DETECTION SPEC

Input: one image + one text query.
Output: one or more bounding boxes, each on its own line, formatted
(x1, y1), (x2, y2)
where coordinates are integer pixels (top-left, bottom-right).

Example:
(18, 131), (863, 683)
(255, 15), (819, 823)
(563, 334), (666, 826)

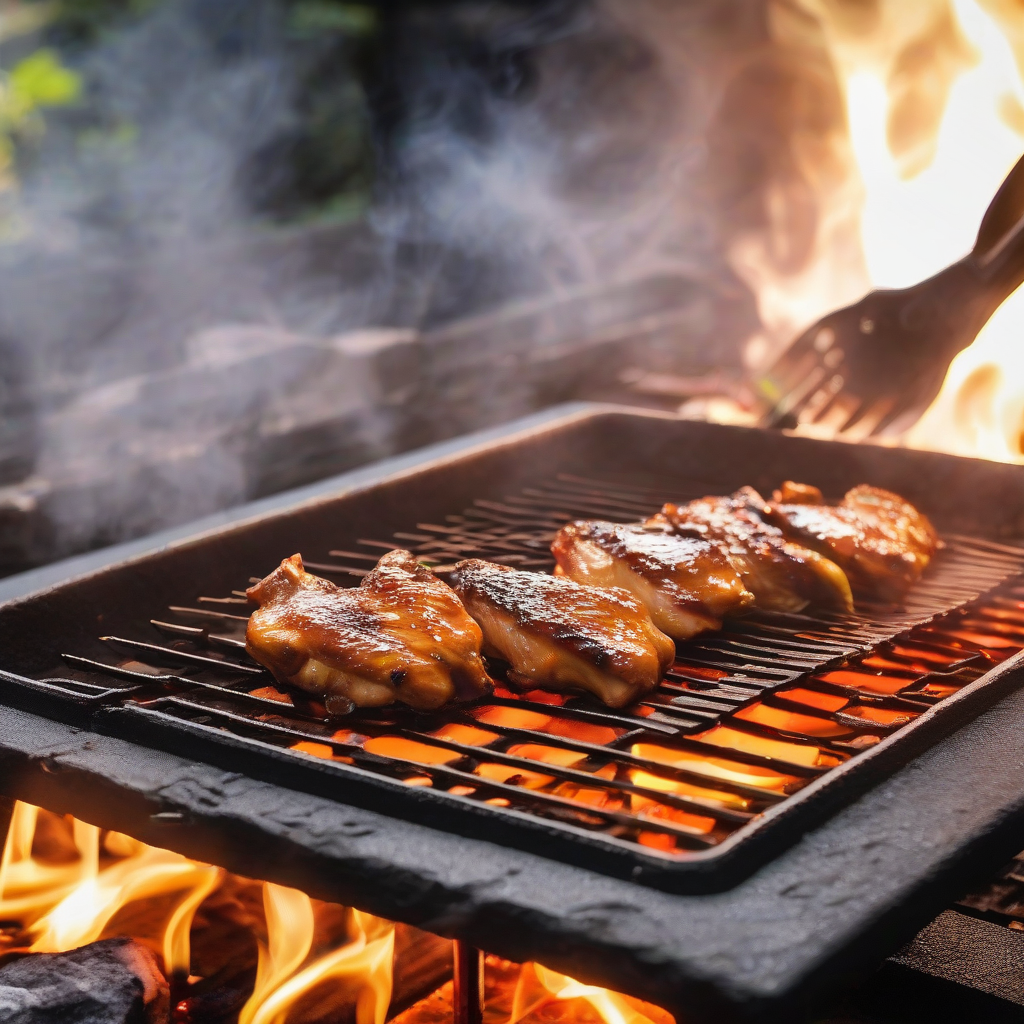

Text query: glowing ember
(815, 668), (912, 695)
(476, 763), (555, 789)
(689, 725), (828, 767)
(363, 736), (463, 765)
(628, 770), (752, 811)
(734, 701), (850, 738)
(631, 742), (800, 793)
(776, 687), (849, 712)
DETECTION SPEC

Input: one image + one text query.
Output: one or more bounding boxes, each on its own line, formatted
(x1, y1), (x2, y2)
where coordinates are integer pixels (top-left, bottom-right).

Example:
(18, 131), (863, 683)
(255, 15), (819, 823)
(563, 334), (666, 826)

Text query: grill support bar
(453, 941), (485, 1024)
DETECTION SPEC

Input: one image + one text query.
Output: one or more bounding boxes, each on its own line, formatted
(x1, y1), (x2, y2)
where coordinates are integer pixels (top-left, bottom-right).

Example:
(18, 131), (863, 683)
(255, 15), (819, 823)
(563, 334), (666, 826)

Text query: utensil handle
(973, 152), (1024, 287)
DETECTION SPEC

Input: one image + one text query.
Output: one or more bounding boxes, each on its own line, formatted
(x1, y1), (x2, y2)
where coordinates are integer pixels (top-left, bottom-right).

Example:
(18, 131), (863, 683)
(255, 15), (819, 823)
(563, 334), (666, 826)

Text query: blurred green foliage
(9, 47), (81, 104)
(0, 0), (379, 224)
(287, 2), (375, 38)
(0, 48), (81, 183)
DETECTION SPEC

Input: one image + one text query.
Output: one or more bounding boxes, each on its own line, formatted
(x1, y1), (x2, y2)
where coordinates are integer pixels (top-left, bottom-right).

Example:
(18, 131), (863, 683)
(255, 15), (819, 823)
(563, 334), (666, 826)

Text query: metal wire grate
(19, 474), (1024, 885)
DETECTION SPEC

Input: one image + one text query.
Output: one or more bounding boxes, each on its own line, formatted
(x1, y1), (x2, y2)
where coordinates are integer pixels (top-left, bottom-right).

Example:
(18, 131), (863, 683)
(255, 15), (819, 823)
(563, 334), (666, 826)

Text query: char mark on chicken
(550, 519), (754, 641)
(654, 487), (853, 613)
(449, 558), (676, 709)
(761, 482), (940, 598)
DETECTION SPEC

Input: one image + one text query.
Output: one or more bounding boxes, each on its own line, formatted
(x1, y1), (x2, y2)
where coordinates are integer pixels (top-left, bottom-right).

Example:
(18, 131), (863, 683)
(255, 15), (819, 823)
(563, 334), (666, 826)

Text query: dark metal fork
(753, 152), (1024, 437)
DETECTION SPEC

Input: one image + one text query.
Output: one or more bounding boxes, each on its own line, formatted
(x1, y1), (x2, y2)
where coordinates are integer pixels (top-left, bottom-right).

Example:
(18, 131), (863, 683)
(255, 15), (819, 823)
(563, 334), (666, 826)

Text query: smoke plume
(0, 0), (855, 572)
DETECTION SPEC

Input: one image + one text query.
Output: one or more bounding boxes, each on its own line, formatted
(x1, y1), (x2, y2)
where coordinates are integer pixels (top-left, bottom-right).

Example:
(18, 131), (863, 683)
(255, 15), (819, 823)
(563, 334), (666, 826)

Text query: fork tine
(802, 372), (848, 421)
(812, 392), (862, 433)
(840, 396), (896, 438)
(834, 397), (868, 433)
(765, 365), (830, 427)
(796, 382), (840, 424)
(804, 382), (847, 425)
(867, 396), (915, 437)
(759, 349), (820, 405)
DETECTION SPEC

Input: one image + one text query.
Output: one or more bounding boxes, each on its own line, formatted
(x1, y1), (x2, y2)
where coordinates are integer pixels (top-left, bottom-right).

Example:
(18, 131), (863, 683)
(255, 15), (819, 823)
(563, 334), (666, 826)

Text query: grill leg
(453, 940), (484, 1024)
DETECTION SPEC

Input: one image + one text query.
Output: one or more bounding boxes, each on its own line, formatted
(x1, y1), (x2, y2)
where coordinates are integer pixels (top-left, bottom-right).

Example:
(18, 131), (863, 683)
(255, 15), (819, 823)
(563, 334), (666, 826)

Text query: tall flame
(235, 880), (395, 1024)
(29, 830), (222, 965)
(240, 882), (316, 1024)
(834, 0), (1024, 287)
(239, 885), (395, 1024)
(0, 804), (222, 976)
(789, 0), (1024, 460)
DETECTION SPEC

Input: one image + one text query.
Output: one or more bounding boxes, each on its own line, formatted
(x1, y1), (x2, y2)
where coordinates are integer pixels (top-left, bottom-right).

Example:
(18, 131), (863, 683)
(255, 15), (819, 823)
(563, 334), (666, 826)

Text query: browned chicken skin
(762, 482), (940, 597)
(449, 559), (675, 708)
(245, 550), (491, 712)
(550, 519), (754, 640)
(655, 488), (853, 613)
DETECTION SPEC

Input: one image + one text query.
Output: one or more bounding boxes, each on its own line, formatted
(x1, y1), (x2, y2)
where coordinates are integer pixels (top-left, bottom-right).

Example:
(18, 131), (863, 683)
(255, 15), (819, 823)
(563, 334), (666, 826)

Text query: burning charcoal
(0, 937), (169, 1024)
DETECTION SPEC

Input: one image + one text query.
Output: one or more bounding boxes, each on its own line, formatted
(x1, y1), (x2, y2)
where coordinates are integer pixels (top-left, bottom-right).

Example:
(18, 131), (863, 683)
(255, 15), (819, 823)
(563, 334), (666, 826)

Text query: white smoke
(0, 0), (853, 570)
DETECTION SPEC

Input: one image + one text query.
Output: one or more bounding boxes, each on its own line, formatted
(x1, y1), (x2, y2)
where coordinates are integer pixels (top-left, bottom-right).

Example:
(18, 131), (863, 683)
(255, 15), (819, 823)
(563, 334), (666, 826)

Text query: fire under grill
(5, 463), (1024, 891)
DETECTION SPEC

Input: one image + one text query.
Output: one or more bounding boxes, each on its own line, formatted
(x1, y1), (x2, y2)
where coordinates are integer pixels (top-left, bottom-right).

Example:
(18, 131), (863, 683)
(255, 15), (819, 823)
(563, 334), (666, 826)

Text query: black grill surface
(2, 418), (1024, 890)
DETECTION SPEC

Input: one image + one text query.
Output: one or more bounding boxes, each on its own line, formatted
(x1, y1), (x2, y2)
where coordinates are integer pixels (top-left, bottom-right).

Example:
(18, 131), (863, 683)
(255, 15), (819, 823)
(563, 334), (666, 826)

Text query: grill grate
(959, 849), (1024, 928)
(16, 473), (1024, 889)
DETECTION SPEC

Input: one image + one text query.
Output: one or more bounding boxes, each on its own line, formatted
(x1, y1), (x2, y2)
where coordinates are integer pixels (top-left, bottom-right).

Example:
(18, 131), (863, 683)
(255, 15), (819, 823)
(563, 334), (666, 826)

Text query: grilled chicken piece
(655, 488), (853, 613)
(550, 520), (754, 640)
(245, 550), (491, 712)
(449, 559), (675, 708)
(763, 482), (940, 597)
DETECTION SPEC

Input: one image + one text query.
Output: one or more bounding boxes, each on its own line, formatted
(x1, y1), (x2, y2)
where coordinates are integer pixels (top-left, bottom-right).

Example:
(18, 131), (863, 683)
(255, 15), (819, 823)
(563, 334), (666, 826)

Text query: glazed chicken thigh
(550, 519), (754, 640)
(655, 488), (853, 613)
(763, 482), (940, 597)
(449, 559), (675, 708)
(246, 549), (491, 712)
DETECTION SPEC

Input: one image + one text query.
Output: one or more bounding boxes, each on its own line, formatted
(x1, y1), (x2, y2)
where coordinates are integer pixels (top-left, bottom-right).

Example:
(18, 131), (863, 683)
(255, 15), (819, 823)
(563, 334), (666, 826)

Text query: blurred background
(1, 0), (1023, 576)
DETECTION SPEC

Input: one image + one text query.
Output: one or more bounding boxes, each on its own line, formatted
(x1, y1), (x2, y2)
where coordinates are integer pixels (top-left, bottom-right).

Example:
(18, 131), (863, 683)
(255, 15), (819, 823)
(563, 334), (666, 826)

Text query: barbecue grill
(2, 404), (1024, 1021)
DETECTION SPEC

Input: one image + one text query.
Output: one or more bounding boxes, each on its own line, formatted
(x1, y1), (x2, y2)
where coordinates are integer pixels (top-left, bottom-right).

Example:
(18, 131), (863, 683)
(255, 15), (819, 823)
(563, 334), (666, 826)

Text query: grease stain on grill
(13, 473), (1024, 890)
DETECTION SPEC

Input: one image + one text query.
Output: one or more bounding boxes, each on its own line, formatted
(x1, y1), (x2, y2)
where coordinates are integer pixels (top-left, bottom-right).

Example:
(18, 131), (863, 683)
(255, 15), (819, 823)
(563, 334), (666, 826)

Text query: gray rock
(0, 937), (169, 1024)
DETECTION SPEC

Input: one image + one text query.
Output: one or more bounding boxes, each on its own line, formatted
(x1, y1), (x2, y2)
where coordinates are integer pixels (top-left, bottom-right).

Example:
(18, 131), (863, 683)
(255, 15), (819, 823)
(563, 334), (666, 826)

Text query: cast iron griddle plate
(2, 411), (1024, 893)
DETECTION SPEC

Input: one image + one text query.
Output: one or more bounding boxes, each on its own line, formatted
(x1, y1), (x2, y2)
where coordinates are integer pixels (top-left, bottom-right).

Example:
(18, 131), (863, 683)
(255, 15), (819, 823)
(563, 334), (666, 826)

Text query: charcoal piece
(0, 937), (169, 1024)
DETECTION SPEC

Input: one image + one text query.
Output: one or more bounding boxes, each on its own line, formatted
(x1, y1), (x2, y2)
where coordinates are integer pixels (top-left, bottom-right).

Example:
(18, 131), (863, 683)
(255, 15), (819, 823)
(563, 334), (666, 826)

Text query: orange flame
(0, 803), (220, 976)
(508, 962), (668, 1024)
(392, 955), (676, 1024)
(811, 0), (1024, 456)
(0, 801), (395, 1022)
(239, 886), (394, 1024)
(3, 803), (682, 1024)
(711, 1), (1024, 457)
